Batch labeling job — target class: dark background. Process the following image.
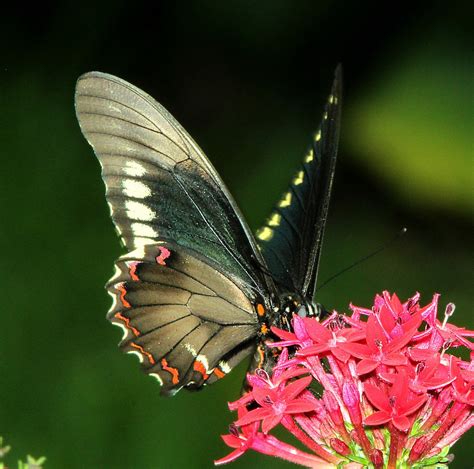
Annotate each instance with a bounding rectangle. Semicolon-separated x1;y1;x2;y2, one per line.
0;1;472;468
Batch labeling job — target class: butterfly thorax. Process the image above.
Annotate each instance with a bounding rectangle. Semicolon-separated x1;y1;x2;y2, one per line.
266;295;321;333
248;295;322;379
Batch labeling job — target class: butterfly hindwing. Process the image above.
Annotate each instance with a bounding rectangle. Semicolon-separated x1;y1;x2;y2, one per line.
75;72;272;296
256;67;342;298
107;242;259;395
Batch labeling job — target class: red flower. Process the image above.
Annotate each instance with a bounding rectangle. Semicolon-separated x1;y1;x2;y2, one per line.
451;358;474;406
434;316;474;350
217;292;473;468
343;309;422;375
297;316;366;362
215;407;260;465
364;370;428;431
380;355;455;393
235;375;317;433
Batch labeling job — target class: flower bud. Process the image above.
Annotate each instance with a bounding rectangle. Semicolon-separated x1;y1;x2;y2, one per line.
330;438;350;456
369;448;384;468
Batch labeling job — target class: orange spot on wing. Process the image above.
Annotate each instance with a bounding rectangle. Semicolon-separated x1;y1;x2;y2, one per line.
116;283;131;308
128;262;139;281
260;324;269;335
256;303;265;317
213;368;226;379
193;360;209;380
161;358;180;384
114;312;140;337
156;246;171;265
130;342;155;365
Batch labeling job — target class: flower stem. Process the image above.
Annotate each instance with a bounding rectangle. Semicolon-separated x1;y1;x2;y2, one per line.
388;424;400;469
281;416;340;464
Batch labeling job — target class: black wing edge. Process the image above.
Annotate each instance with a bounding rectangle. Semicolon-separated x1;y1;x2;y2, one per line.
303;64;342;298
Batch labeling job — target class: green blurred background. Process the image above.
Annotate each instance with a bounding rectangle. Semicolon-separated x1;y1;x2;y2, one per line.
0;1;472;468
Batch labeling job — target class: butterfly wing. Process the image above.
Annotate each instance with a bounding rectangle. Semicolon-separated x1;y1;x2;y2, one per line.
108;242;258;395
256;66;342;299
75;72;274;394
75;72;272;296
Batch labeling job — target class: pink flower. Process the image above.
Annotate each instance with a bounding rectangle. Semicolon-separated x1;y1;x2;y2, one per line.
296;316;366;362
235;375;318;433
217;292;473;468
343;308;422;375
216;403;333;467
364;369;428;431
215;408;260;465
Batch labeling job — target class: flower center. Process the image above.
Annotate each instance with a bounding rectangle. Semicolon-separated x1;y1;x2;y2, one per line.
273;401;287;415
329;331;346;347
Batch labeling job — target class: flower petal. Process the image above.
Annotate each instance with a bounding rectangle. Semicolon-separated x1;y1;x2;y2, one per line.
235;407;271;427
399;394;428;416
383;352;408;366
262;414;283;433
253;386;276;407
271;327;298;343
281;375;312;402
344;328;367;342
214;448;246;465
387;313;421;352
366;314;387;351
297;344;329;356
285;399;319;414
392;415;411;432
303;317;332;342
364;382;391;412
364;410;391;426
275;367;310;384
356;358;379;375
343;342;373;360
221;434;243;449
331;347;351;362
409;347;435;361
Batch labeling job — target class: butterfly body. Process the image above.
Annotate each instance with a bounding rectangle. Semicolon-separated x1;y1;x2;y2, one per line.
75;68;341;396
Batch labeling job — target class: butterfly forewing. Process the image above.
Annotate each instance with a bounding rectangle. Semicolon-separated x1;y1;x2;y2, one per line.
75;72;272;296
256;67;342;298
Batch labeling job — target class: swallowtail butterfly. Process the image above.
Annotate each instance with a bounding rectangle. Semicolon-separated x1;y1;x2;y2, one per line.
75;67;341;396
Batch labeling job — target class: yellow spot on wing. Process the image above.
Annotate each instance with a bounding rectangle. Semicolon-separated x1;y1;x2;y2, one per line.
278;191;292;208
257;226;274;241
305;149;314;163
329;95;334;104
315;130;321;142
268;212;281;227
293;170;304;186
323;111;328;120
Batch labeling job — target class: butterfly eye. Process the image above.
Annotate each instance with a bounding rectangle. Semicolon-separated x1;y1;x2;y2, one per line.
297;303;320;318
297;305;309;317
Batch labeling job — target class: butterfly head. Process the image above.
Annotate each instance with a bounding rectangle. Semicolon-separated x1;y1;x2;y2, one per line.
273;295;326;332
297;302;328;319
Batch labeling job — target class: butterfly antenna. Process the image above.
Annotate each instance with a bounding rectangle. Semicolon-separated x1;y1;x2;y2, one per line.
316;227;407;292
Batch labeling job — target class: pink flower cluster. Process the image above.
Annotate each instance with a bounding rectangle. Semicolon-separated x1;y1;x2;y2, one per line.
216;292;473;468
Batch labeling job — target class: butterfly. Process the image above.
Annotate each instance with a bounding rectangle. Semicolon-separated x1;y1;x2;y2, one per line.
75;67;341;396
